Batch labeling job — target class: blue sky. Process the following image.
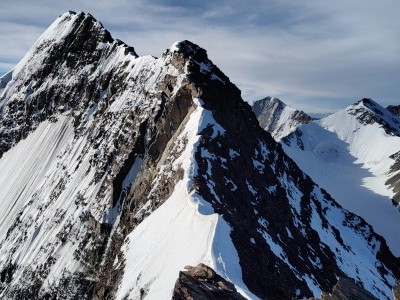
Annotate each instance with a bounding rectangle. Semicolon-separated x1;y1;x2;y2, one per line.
0;0;399;113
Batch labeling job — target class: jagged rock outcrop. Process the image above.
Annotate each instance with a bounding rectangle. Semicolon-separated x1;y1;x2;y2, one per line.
172;264;246;300
387;151;400;206
252;96;312;141
329;277;378;300
0;11;399;300
394;280;400;300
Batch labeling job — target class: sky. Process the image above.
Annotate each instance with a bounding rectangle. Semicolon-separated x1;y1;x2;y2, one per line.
0;1;399;113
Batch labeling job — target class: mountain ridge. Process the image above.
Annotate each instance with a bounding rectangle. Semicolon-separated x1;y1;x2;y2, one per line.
349;98;400;136
0;11;399;300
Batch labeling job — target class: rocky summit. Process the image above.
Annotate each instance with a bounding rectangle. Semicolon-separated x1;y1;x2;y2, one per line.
0;11;399;300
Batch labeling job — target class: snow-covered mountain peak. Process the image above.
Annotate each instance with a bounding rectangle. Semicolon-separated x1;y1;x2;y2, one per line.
0;15;130;157
1;12;399;300
252;96;285;115
282;98;400;256
252;96;312;141
344;98;400;136
43;11;134;56
0;10;136;88
315;98;400;141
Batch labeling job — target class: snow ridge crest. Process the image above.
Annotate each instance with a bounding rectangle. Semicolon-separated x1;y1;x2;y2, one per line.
348;98;400;136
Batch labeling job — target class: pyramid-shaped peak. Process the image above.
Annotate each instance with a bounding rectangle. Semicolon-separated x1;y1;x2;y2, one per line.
340;98;400;136
252;97;312;141
40;11;115;47
351;98;390;115
3;10;138;83
253;96;309;117
354;98;381;109
264;97;285;105
358;97;376;105
257;96;284;104
252;97;286;116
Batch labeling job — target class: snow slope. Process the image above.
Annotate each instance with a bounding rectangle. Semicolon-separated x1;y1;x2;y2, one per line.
283;99;400;255
0;116;74;236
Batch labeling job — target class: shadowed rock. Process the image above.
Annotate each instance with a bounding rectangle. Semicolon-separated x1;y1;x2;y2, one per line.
172;263;246;300
387;105;400;117
330;277;377;300
394;280;400;300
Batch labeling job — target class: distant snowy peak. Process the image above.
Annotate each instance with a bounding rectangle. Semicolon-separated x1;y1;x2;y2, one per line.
346;98;400;136
252;97;312;141
282;98;400;257
311;98;400;183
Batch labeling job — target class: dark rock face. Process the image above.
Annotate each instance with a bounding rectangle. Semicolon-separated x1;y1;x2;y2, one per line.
387;151;400;206
330;277;378;300
382;104;400;207
394;280;400;300
387;105;400;117
252;96;312;141
172;263;246;300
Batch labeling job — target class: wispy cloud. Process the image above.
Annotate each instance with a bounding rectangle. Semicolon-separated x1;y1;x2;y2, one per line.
0;0;399;112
